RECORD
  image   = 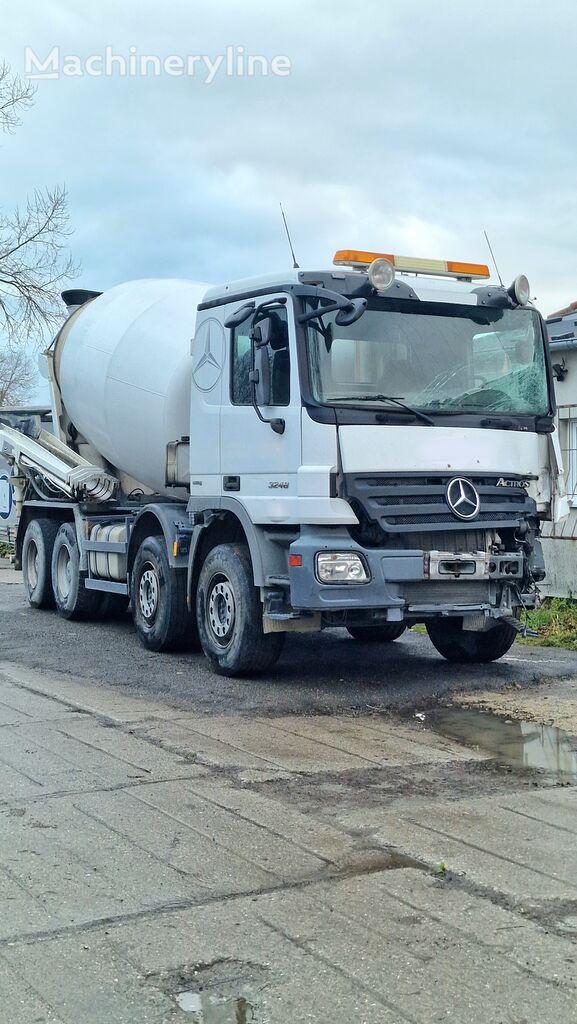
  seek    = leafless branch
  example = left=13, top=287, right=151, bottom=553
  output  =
left=0, top=62, right=36, bottom=134
left=0, top=64, right=78, bottom=347
left=0, top=185, right=79, bottom=344
left=0, top=344, right=37, bottom=405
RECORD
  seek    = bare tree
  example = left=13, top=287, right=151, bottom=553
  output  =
left=0, top=346, right=37, bottom=405
left=0, top=63, right=77, bottom=348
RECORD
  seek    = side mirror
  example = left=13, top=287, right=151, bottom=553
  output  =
left=251, top=345, right=272, bottom=406
left=224, top=302, right=255, bottom=330
left=335, top=297, right=367, bottom=326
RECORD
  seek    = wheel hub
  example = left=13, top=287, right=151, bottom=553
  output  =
left=56, top=545, right=72, bottom=600
left=207, top=577, right=235, bottom=647
left=25, top=540, right=39, bottom=590
left=139, top=566, right=159, bottom=622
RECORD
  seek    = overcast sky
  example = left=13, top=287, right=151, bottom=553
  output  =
left=3, top=0, right=577, bottom=401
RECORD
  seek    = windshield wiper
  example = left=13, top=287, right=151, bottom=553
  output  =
left=326, top=394, right=435, bottom=426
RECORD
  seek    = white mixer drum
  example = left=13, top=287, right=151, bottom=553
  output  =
left=55, top=278, right=209, bottom=496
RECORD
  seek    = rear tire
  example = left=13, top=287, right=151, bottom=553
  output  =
left=347, top=622, right=406, bottom=643
left=22, top=518, right=59, bottom=609
left=131, top=535, right=198, bottom=652
left=426, top=617, right=517, bottom=663
left=51, top=522, right=103, bottom=620
left=196, top=543, right=284, bottom=676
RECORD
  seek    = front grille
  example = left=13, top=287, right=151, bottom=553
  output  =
left=345, top=473, right=535, bottom=534
left=403, top=581, right=492, bottom=606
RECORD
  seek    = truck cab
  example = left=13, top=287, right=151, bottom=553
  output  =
left=186, top=250, right=566, bottom=672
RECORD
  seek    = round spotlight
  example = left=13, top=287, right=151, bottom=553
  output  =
left=368, top=257, right=395, bottom=293
left=508, top=274, right=531, bottom=306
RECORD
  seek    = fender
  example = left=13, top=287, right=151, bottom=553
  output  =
left=126, top=502, right=191, bottom=572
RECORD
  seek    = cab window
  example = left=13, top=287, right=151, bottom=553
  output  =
left=231, top=308, right=290, bottom=406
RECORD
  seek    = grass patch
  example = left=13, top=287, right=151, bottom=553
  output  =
left=519, top=597, right=577, bottom=651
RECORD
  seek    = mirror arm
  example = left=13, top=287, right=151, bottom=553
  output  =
left=298, top=299, right=349, bottom=324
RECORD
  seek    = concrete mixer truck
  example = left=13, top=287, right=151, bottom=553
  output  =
left=0, top=249, right=567, bottom=676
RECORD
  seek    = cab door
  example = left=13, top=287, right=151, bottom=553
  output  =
left=219, top=294, right=302, bottom=524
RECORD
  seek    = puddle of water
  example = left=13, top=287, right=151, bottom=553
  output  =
left=424, top=706, right=577, bottom=780
left=175, top=991, right=254, bottom=1022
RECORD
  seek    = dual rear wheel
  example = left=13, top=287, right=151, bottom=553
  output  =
left=22, top=519, right=127, bottom=620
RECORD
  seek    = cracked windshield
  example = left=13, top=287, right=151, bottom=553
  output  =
left=307, top=301, right=549, bottom=415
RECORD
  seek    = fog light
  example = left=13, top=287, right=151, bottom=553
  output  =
left=316, top=551, right=370, bottom=584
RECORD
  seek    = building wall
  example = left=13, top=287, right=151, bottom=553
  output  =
left=541, top=343, right=577, bottom=596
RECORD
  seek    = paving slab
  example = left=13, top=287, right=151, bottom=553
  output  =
left=0, top=956, right=66, bottom=1023
left=357, top=788, right=577, bottom=901
left=372, top=868, right=577, bottom=988
left=261, top=713, right=487, bottom=766
left=186, top=777, right=358, bottom=863
left=1, top=935, right=177, bottom=1024
left=257, top=881, right=577, bottom=1023
left=0, top=661, right=185, bottom=723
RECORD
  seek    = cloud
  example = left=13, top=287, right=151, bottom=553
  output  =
left=1, top=0, right=576, bottom=325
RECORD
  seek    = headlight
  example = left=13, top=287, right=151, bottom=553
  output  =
left=316, top=551, right=370, bottom=584
left=368, top=257, right=395, bottom=293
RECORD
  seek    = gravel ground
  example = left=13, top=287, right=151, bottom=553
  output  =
left=0, top=581, right=575, bottom=716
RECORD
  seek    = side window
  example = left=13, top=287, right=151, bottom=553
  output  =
left=231, top=326, right=253, bottom=405
left=231, top=307, right=290, bottom=406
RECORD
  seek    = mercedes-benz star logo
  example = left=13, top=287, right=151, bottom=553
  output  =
left=191, top=319, right=224, bottom=392
left=446, top=477, right=481, bottom=521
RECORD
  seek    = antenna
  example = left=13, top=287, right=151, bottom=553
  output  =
left=280, top=202, right=299, bottom=269
left=483, top=230, right=504, bottom=287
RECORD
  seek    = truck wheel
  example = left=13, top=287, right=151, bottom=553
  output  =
left=347, top=622, right=406, bottom=643
left=426, top=618, right=517, bottom=663
left=22, top=518, right=59, bottom=609
left=131, top=535, right=198, bottom=652
left=51, top=522, right=103, bottom=620
left=196, top=543, right=284, bottom=676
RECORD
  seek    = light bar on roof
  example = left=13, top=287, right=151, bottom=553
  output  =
left=333, top=249, right=490, bottom=281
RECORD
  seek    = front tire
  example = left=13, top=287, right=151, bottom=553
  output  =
left=196, top=543, right=284, bottom=676
left=131, top=535, right=198, bottom=652
left=347, top=622, right=406, bottom=643
left=51, top=522, right=103, bottom=620
left=22, top=518, right=59, bottom=609
left=426, top=618, right=517, bottom=663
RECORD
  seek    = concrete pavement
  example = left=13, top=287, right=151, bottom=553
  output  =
left=1, top=655, right=577, bottom=1022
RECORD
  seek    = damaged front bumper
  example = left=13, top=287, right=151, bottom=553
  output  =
left=284, top=527, right=537, bottom=625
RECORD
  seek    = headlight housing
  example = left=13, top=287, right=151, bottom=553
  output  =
left=315, top=551, right=370, bottom=584
left=508, top=274, right=530, bottom=306
left=368, top=257, right=395, bottom=293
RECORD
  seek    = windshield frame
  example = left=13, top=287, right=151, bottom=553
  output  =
left=297, top=293, right=556, bottom=432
